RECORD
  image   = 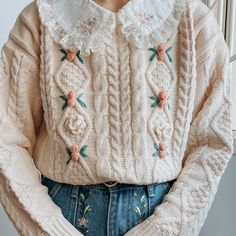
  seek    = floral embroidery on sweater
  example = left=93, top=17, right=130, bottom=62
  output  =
left=152, top=142, right=165, bottom=159
left=134, top=12, right=154, bottom=27
left=66, top=144, right=88, bottom=164
left=59, top=91, right=87, bottom=110
left=77, top=17, right=97, bottom=35
left=0, top=2, right=233, bottom=236
left=60, top=49, right=84, bottom=64
left=148, top=44, right=173, bottom=63
left=149, top=90, right=167, bottom=109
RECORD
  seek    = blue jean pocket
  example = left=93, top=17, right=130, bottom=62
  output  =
left=41, top=175, right=78, bottom=226
left=147, top=180, right=174, bottom=216
left=41, top=175, right=63, bottom=200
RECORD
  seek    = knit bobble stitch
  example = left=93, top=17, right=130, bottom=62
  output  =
left=158, top=90, right=167, bottom=108
left=68, top=91, right=76, bottom=107
left=157, top=43, right=166, bottom=62
left=67, top=50, right=76, bottom=62
left=71, top=144, right=79, bottom=161
left=159, top=142, right=165, bottom=159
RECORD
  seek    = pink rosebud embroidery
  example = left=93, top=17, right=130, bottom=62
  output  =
left=158, top=90, right=167, bottom=108
left=71, top=144, right=79, bottom=161
left=157, top=43, right=166, bottom=62
left=79, top=217, right=89, bottom=226
left=159, top=142, right=165, bottom=159
left=66, top=50, right=76, bottom=62
left=68, top=91, right=76, bottom=107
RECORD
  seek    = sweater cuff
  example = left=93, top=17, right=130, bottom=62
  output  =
left=42, top=216, right=83, bottom=236
left=0, top=173, right=83, bottom=236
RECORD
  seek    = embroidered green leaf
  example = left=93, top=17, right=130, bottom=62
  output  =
left=153, top=142, right=159, bottom=157
left=76, top=51, right=84, bottom=64
left=134, top=207, right=142, bottom=217
left=60, top=49, right=67, bottom=61
left=66, top=148, right=72, bottom=164
left=148, top=48, right=158, bottom=62
left=166, top=52, right=173, bottom=63
left=148, top=47, right=157, bottom=53
left=80, top=145, right=88, bottom=157
left=62, top=102, right=68, bottom=110
left=77, top=93, right=87, bottom=108
left=59, top=95, right=68, bottom=110
left=143, top=203, right=147, bottom=208
left=60, top=48, right=67, bottom=55
left=66, top=158, right=72, bottom=164
left=66, top=148, right=72, bottom=156
left=140, top=195, right=146, bottom=203
left=165, top=47, right=172, bottom=53
left=165, top=47, right=173, bottom=63
left=80, top=193, right=85, bottom=201
left=84, top=205, right=92, bottom=215
left=149, top=95, right=160, bottom=108
left=59, top=95, right=67, bottom=101
left=61, top=55, right=67, bottom=61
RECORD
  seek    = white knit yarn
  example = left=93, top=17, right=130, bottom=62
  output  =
left=0, top=0, right=234, bottom=236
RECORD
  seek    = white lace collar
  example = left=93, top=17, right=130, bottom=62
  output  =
left=36, top=0, right=186, bottom=55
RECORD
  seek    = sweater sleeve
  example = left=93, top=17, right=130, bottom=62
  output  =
left=124, top=3, right=234, bottom=236
left=0, top=3, right=82, bottom=236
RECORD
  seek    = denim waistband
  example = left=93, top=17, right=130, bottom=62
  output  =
left=41, top=175, right=176, bottom=198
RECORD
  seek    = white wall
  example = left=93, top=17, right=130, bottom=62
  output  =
left=0, top=1, right=235, bottom=236
left=0, top=2, right=32, bottom=235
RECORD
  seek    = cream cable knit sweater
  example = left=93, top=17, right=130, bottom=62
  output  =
left=0, top=0, right=233, bottom=235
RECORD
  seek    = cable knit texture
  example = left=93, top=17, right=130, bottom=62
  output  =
left=0, top=0, right=233, bottom=235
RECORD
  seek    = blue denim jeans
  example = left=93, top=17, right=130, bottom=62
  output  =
left=41, top=175, right=175, bottom=236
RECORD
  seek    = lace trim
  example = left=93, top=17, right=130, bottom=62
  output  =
left=118, top=0, right=186, bottom=48
left=36, top=0, right=186, bottom=55
left=36, top=0, right=115, bottom=55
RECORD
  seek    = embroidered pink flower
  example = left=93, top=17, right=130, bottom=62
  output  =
left=159, top=142, right=165, bottom=159
left=158, top=90, right=167, bottom=108
left=71, top=144, right=79, bottom=161
left=68, top=91, right=76, bottom=107
left=79, top=217, right=89, bottom=226
left=157, top=43, right=166, bottom=62
left=66, top=50, right=76, bottom=62
left=135, top=12, right=154, bottom=26
left=79, top=17, right=97, bottom=35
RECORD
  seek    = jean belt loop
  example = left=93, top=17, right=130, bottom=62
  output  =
left=146, top=183, right=155, bottom=198
left=70, top=184, right=80, bottom=198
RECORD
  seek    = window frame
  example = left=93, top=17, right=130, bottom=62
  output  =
left=202, top=0, right=236, bottom=154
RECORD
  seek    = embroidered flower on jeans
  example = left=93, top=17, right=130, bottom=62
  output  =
left=78, top=188, right=92, bottom=235
left=77, top=17, right=97, bottom=35
left=148, top=44, right=173, bottom=63
left=60, top=49, right=84, bottom=64
left=133, top=190, right=148, bottom=224
left=79, top=217, right=89, bottom=226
